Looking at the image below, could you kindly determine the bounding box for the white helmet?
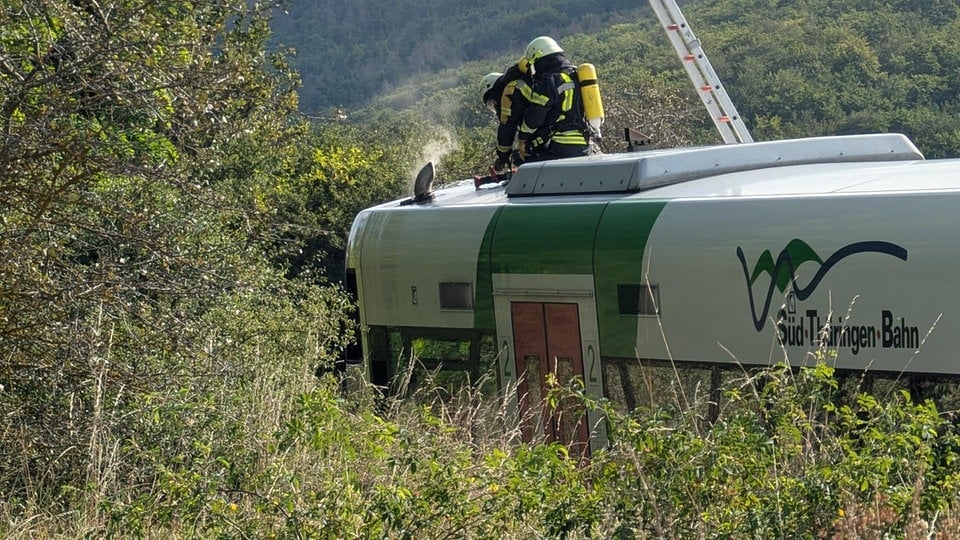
[524,36,563,65]
[480,72,503,103]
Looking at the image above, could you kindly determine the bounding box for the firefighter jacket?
[518,53,589,156]
[485,64,532,158]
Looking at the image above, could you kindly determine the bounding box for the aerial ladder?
[648,0,753,143]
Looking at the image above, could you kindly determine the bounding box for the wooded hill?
[275,0,960,159]
[269,0,644,114]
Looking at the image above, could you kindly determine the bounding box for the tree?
[0,0,338,508]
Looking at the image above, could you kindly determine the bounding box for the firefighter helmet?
[523,36,563,65]
[481,72,503,104]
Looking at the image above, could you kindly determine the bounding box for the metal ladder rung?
[648,0,753,144]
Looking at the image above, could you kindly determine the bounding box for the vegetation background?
[3,0,960,537]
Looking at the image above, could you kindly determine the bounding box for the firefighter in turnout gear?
[481,59,532,173]
[518,36,590,162]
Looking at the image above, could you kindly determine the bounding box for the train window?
[618,283,660,316]
[439,282,474,310]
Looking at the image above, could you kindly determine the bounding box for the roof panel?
[505,134,924,197]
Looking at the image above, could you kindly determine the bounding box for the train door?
[493,274,607,453]
[510,301,590,457]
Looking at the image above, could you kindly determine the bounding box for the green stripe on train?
[594,200,668,358]
[493,204,606,273]
[474,207,502,330]
[474,203,605,329]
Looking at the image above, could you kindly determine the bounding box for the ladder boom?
[648,0,753,143]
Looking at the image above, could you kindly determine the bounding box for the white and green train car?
[346,133,960,451]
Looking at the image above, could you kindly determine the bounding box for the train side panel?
[636,191,957,374]
[355,205,499,329]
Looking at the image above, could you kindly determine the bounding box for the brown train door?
[510,301,590,456]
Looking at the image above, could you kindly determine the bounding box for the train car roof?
[382,133,960,209]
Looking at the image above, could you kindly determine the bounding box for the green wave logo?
[737,240,908,331]
[747,239,824,294]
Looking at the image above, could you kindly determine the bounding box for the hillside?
[272,0,960,159]
[269,0,646,115]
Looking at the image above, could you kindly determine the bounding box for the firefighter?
[480,58,532,173]
[517,36,590,162]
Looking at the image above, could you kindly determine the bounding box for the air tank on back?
[577,63,605,139]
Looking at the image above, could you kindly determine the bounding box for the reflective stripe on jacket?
[497,79,530,154]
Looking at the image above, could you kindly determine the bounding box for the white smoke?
[410,128,458,188]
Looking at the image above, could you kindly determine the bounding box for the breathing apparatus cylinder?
[577,63,604,139]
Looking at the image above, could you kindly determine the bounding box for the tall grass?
[4,338,960,537]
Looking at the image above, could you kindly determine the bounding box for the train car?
[346,133,960,452]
